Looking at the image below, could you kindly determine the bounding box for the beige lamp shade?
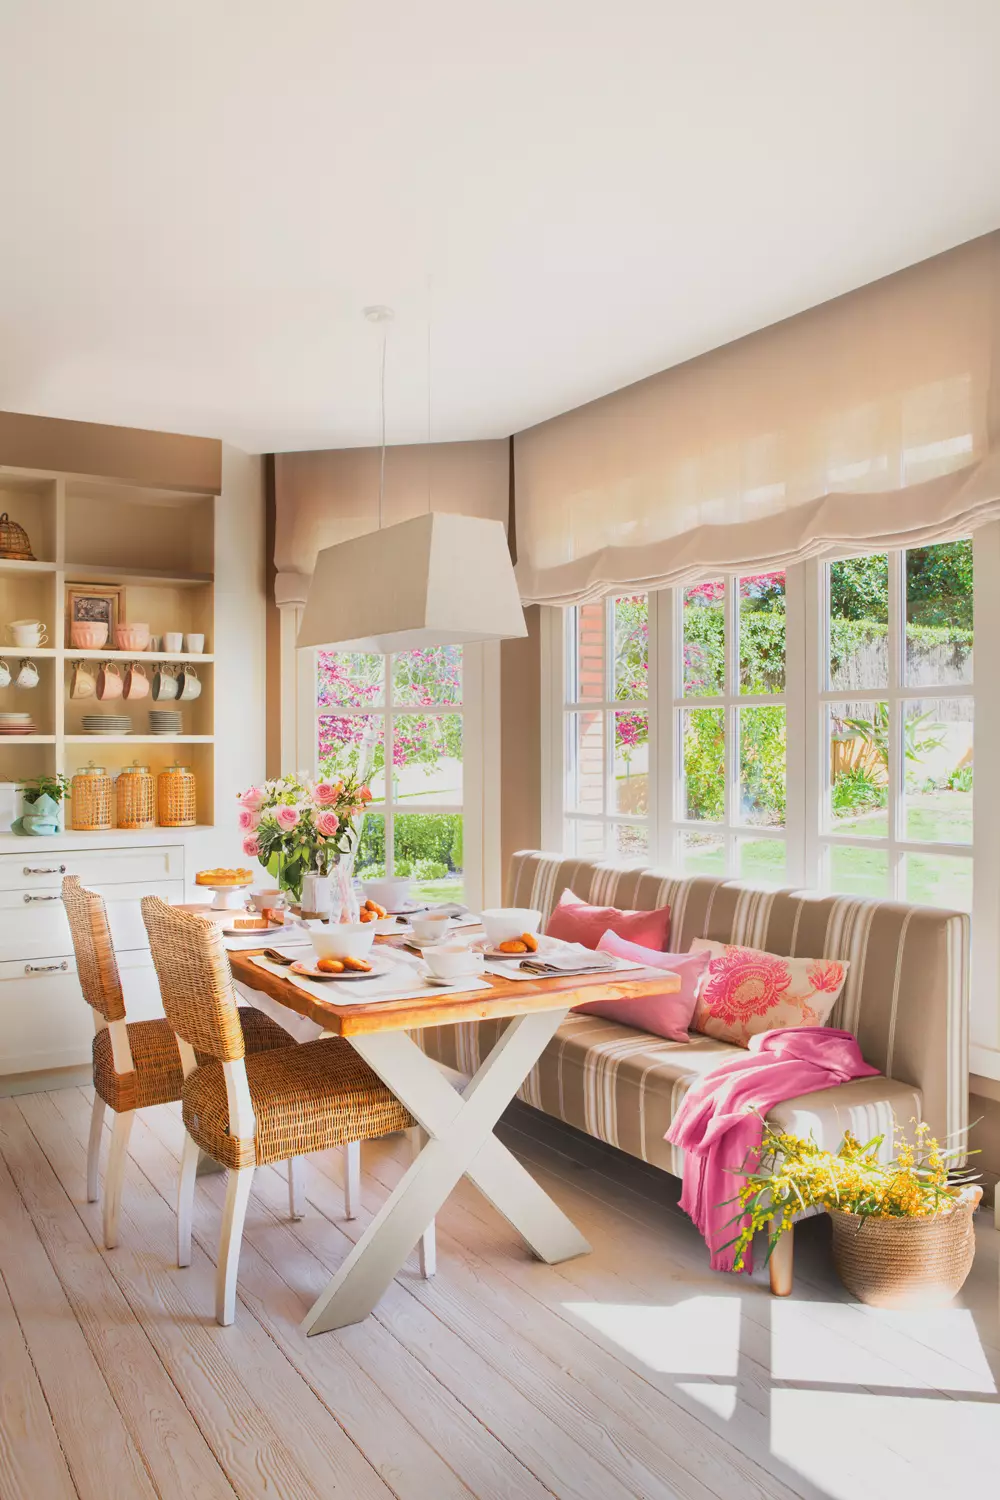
[297,511,527,653]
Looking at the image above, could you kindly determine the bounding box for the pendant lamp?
[297,305,526,653]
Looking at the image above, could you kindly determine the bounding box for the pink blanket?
[666,1027,879,1273]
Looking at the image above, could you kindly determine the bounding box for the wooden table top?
[229,948,680,1038]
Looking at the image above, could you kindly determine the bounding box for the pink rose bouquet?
[236,770,373,904]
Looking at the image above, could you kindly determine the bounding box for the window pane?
[613,595,649,701]
[739,571,785,693]
[827,844,890,901]
[565,818,607,857]
[683,582,725,696]
[738,705,786,827]
[738,839,787,885]
[317,650,384,709]
[682,708,725,822]
[391,714,462,805]
[828,556,888,690]
[905,540,973,687]
[394,813,464,904]
[828,702,888,836]
[904,853,972,912]
[355,811,386,877]
[903,699,973,844]
[614,709,648,816]
[565,710,605,815]
[614,823,649,859]
[392,645,462,706]
[679,830,725,875]
[318,714,385,797]
[569,603,605,702]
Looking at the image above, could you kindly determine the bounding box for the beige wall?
[500,606,542,876]
[0,409,221,493]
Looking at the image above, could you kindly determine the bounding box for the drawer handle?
[23,864,67,876]
[24,961,69,975]
[23,893,62,904]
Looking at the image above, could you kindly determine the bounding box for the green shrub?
[355,810,463,875]
[414,858,449,880]
[832,767,887,817]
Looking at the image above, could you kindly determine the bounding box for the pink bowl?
[115,623,151,652]
[70,621,109,650]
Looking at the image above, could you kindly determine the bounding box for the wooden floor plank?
[0,1108,158,1500]
[20,1090,392,1500]
[0,1097,237,1500]
[0,1267,79,1500]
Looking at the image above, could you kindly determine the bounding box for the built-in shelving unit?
[0,466,217,826]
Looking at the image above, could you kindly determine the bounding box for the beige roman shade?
[513,232,1000,605]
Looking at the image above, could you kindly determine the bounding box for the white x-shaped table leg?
[302,1006,591,1334]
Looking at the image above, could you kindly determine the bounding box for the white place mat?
[249,952,494,1007]
[223,930,312,952]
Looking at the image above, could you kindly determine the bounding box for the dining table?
[229,944,681,1335]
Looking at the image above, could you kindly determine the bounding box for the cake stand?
[197,880,253,912]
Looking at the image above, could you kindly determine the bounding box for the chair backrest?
[62,875,126,1022]
[507,850,970,1150]
[141,896,246,1063]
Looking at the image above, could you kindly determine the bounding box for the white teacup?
[15,659,39,689]
[0,659,10,688]
[163,632,183,653]
[184,633,205,654]
[411,911,452,944]
[7,619,47,648]
[423,944,485,982]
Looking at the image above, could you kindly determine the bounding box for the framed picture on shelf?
[65,584,126,646]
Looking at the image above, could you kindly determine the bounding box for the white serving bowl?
[309,922,376,962]
[480,907,543,947]
[362,875,414,912]
[424,944,485,981]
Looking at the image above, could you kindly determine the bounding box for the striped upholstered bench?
[413,850,970,1291]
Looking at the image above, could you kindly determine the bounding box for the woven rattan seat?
[93,1008,295,1114]
[182,1035,413,1170]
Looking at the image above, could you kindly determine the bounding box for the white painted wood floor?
[0,1088,998,1500]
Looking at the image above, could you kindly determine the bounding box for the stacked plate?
[0,712,35,736]
[82,714,132,736]
[149,709,183,736]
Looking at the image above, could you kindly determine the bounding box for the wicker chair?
[62,876,296,1250]
[141,895,419,1325]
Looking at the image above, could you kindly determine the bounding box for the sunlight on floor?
[770,1302,996,1392]
[676,1381,738,1418]
[561,1296,742,1376]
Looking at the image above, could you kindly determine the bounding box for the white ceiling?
[1,1,999,454]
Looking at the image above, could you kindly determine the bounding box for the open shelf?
[0,559,58,575]
[0,735,55,745]
[64,735,214,745]
[68,650,214,663]
[64,565,214,587]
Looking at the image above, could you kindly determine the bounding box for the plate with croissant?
[290,955,392,982]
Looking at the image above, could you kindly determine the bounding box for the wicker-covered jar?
[157,763,197,827]
[0,512,34,561]
[71,763,113,831]
[116,761,155,830]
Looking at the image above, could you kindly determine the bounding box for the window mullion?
[887,550,903,897]
[725,578,739,873]
[384,655,394,879]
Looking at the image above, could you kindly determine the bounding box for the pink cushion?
[545,888,671,950]
[689,938,850,1047]
[572,931,710,1042]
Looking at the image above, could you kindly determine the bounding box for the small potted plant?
[727,1118,981,1309]
[13,773,71,836]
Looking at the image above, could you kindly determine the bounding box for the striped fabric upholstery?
[412,851,969,1174]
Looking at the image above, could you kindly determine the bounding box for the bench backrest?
[507,852,969,1147]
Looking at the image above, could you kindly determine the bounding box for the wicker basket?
[157,763,197,826]
[116,761,155,829]
[0,512,34,561]
[830,1186,982,1309]
[71,763,113,831]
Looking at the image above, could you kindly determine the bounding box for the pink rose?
[274,805,300,832]
[240,786,267,811]
[242,833,261,858]
[237,807,260,831]
[315,810,340,838]
[359,786,373,803]
[313,781,341,808]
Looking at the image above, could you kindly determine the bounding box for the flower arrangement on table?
[237,772,373,905]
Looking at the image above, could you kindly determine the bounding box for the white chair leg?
[409,1126,436,1279]
[102,1110,134,1250]
[86,1095,106,1204]
[288,1155,306,1220]
[216,1167,254,1326]
[177,1132,200,1268]
[344,1139,360,1220]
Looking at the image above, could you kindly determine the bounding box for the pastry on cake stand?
[194,867,255,911]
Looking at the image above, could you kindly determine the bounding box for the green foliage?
[739,705,786,823]
[948,764,974,793]
[413,858,449,881]
[356,811,463,877]
[832,767,887,817]
[21,773,70,806]
[829,556,889,621]
[907,540,973,629]
[684,709,725,821]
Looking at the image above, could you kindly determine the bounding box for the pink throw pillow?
[690,938,849,1047]
[546,888,671,950]
[572,932,709,1042]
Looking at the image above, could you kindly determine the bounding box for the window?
[314,646,466,906]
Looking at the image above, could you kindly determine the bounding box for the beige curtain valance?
[513,232,1000,605]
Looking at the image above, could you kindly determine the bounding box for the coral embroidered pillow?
[546,888,671,950]
[572,932,710,1042]
[689,939,849,1047]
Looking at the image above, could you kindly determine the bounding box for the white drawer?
[0,880,185,962]
[0,844,184,892]
[0,949,164,1076]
